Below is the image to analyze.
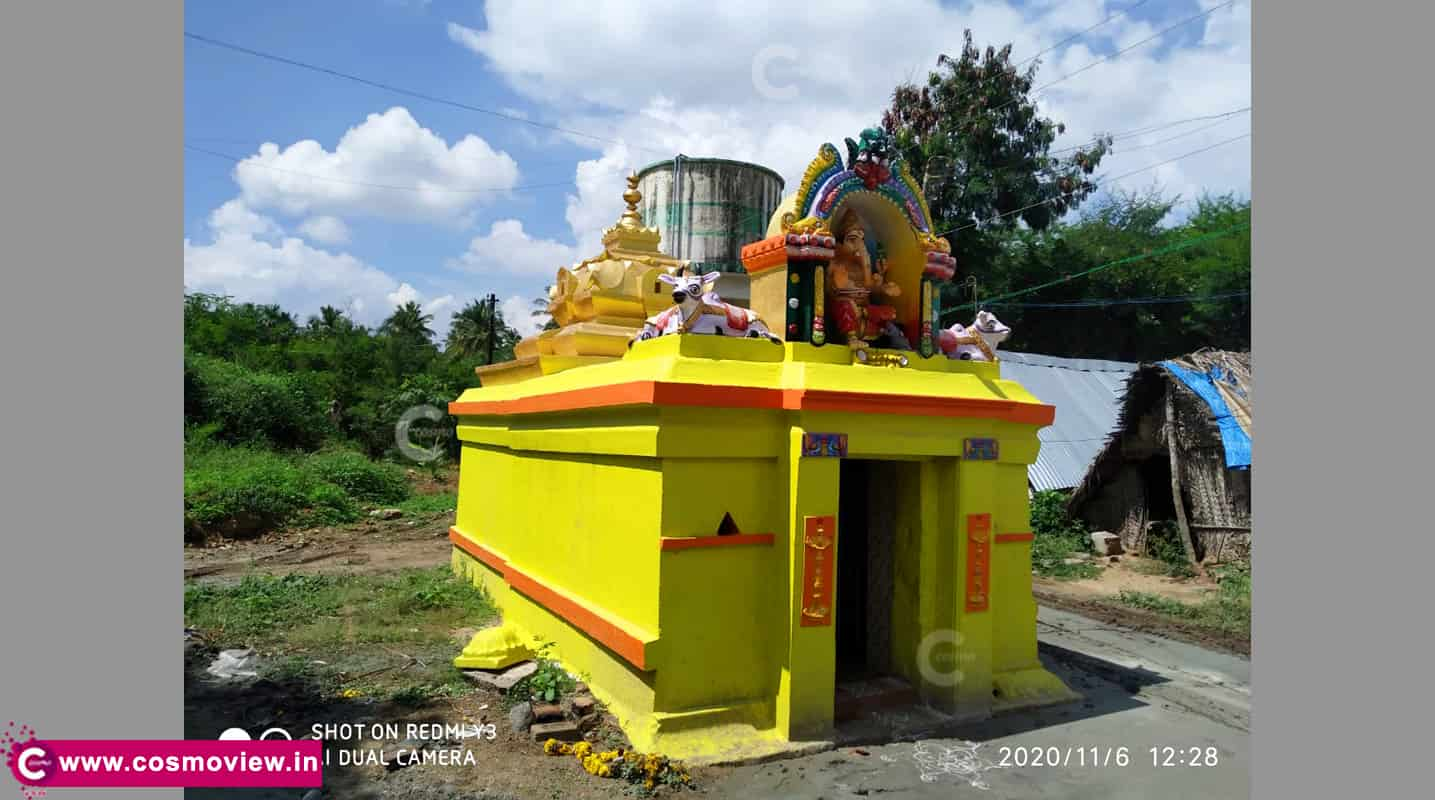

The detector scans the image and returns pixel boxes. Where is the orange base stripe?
[450,380,1055,426]
[994,532,1035,543]
[659,533,775,551]
[449,528,649,670]
[450,528,509,572]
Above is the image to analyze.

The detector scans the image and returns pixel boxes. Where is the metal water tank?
[635,156,785,307]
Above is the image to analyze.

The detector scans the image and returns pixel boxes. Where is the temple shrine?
[447,129,1075,763]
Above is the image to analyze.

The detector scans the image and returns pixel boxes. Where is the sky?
[182,0,1251,343]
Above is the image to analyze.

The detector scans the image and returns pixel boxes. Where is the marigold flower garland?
[543,738,692,791]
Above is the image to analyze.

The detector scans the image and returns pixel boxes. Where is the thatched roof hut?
[1067,349,1251,563]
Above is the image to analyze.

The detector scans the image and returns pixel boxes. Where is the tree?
[955,188,1251,360]
[532,290,559,332]
[445,298,520,364]
[380,302,435,343]
[882,30,1112,277]
[307,305,354,337]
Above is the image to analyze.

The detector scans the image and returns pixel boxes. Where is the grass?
[1031,531,1101,580]
[1117,562,1251,637]
[184,439,414,535]
[185,566,496,697]
[397,491,458,516]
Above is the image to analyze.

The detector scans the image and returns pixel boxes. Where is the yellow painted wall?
[659,457,783,538]
[991,463,1040,674]
[654,543,784,713]
[456,441,663,635]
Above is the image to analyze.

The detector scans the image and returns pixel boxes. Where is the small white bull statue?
[630,271,783,347]
[938,309,1011,361]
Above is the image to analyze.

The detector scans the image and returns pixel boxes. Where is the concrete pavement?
[708,606,1250,799]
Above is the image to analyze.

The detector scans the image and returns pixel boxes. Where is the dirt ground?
[184,513,454,582]
[1033,556,1249,656]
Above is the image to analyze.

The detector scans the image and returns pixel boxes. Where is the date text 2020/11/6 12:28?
[995,746,1222,768]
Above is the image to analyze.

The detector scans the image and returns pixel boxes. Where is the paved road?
[711,606,1250,799]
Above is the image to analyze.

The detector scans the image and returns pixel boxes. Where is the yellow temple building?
[448,130,1077,764]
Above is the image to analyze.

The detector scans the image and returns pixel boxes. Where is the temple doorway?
[835,459,920,720]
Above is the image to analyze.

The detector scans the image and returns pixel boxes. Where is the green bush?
[185,350,334,450]
[184,447,313,535]
[184,443,407,536]
[1031,489,1085,537]
[295,482,361,527]
[1029,490,1098,580]
[305,449,410,504]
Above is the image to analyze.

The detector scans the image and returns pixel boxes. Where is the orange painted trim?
[741,248,789,274]
[450,380,1056,426]
[504,569,649,670]
[449,527,508,573]
[659,533,776,551]
[785,388,1056,426]
[448,527,649,670]
[995,532,1034,543]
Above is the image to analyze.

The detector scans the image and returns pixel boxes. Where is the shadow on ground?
[183,642,516,800]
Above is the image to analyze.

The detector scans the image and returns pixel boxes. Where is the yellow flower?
[543,739,571,756]
[339,688,363,699]
[572,741,593,760]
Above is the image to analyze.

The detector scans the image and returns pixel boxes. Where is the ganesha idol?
[826,208,901,346]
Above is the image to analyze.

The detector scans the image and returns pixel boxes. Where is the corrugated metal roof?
[998,351,1138,491]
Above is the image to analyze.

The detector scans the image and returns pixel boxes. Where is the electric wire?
[184,31,671,156]
[938,221,1250,323]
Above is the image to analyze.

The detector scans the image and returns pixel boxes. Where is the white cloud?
[453,0,1251,237]
[185,199,446,332]
[424,294,456,318]
[298,215,351,245]
[233,106,521,224]
[502,294,548,338]
[447,219,580,278]
[387,282,422,308]
[209,199,283,241]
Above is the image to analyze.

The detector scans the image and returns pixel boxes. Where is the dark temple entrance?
[835,459,918,721]
[836,459,896,678]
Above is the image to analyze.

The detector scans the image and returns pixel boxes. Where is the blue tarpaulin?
[1159,360,1251,469]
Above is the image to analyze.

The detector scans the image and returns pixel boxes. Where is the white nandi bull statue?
[630,271,783,347]
[938,309,1011,361]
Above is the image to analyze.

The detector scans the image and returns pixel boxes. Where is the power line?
[1106,113,1245,156]
[184,31,670,156]
[939,222,1250,323]
[185,144,576,194]
[992,0,1238,117]
[1047,106,1249,157]
[988,290,1248,309]
[1014,0,1156,69]
[936,131,1250,237]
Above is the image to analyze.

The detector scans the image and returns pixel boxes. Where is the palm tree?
[307,305,352,337]
[380,301,435,343]
[532,289,559,332]
[446,297,519,362]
